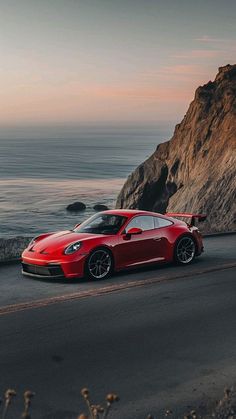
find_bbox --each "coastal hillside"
[116,64,236,233]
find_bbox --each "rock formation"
[93,204,109,211]
[66,201,86,212]
[116,64,236,233]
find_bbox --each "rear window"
[154,217,173,228]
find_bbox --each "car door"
[152,216,174,260]
[117,215,158,268]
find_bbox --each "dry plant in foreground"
[22,390,35,419]
[78,387,120,419]
[1,386,236,418]
[0,389,35,419]
[0,389,16,419]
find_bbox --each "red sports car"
[21,209,206,280]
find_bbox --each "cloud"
[140,64,207,81]
[0,75,194,125]
[161,64,199,74]
[89,85,191,103]
[195,36,236,43]
[172,49,220,59]
[156,64,207,81]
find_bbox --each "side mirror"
[74,223,81,229]
[126,227,143,236]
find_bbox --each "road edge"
[1,261,236,316]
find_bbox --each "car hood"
[31,231,103,254]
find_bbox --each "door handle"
[154,237,162,242]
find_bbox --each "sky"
[0,0,235,128]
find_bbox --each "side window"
[154,217,173,228]
[126,216,154,232]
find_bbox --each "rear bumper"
[191,229,204,256]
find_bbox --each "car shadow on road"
[22,257,203,286]
[114,257,202,277]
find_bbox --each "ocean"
[0,126,170,237]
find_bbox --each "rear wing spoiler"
[165,212,207,226]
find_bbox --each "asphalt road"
[0,235,236,418]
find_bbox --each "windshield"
[74,213,127,235]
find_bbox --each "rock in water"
[66,202,86,211]
[93,204,109,211]
[116,64,236,233]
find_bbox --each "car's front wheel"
[174,235,196,265]
[86,248,113,280]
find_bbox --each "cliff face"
[116,64,236,233]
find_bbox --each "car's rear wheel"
[86,248,113,280]
[174,235,196,265]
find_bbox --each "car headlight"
[64,241,82,255]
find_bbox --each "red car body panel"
[21,209,204,279]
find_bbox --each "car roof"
[101,209,168,220]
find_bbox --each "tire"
[85,248,114,280]
[174,235,196,265]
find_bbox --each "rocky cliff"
[116,64,236,233]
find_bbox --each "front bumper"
[22,263,65,278]
[21,252,87,279]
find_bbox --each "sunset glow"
[0,0,235,126]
